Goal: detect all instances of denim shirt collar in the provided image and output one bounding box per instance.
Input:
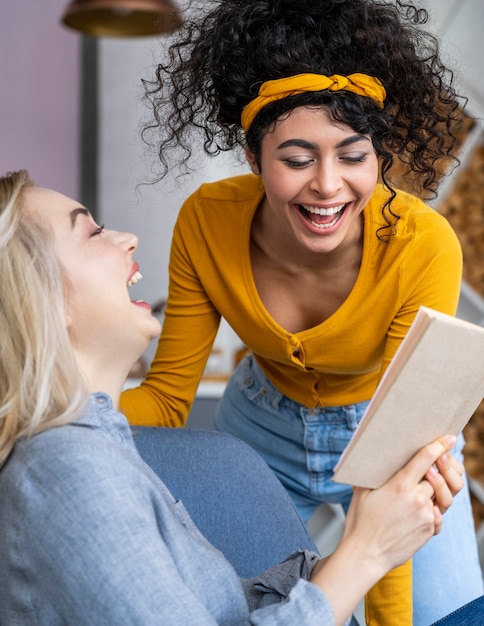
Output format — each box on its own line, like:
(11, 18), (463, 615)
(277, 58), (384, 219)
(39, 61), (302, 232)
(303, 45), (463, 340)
(73, 392), (136, 452)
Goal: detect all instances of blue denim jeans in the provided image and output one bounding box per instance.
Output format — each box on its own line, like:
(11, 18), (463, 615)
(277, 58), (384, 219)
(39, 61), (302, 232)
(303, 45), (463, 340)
(431, 595), (484, 625)
(214, 354), (484, 626)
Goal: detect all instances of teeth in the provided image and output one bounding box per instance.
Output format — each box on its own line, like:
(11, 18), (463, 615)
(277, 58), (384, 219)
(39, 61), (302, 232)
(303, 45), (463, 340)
(310, 215), (340, 229)
(128, 270), (142, 287)
(301, 203), (346, 216)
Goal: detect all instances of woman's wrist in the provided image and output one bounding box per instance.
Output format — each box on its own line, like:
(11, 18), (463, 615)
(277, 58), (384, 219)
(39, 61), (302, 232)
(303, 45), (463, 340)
(309, 537), (386, 625)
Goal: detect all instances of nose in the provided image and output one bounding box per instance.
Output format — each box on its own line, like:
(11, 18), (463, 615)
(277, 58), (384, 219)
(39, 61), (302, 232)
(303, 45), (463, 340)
(308, 161), (343, 198)
(112, 229), (138, 253)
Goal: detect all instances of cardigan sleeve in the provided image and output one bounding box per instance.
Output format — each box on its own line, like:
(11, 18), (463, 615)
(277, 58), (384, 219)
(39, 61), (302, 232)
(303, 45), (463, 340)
(120, 190), (221, 427)
(379, 207), (463, 378)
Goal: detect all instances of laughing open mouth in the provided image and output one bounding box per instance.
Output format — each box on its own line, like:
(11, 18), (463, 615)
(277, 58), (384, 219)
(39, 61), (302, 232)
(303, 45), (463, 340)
(298, 203), (347, 229)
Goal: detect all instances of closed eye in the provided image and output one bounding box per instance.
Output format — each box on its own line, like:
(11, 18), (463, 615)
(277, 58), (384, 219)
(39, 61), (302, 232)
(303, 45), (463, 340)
(283, 158), (314, 168)
(91, 224), (105, 236)
(340, 154), (369, 163)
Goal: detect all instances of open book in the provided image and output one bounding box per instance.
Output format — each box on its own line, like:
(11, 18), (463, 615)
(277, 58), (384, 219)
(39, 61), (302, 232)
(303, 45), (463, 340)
(333, 306), (484, 489)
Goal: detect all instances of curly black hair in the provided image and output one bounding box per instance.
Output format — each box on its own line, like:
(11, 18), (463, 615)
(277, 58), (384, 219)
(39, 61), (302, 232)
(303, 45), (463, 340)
(142, 0), (464, 231)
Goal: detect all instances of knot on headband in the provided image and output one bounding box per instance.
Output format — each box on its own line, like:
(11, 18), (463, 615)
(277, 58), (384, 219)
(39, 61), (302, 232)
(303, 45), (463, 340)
(241, 73), (386, 133)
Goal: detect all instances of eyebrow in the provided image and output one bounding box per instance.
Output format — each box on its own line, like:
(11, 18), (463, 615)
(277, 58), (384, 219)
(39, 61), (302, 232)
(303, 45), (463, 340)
(69, 207), (90, 228)
(277, 135), (370, 150)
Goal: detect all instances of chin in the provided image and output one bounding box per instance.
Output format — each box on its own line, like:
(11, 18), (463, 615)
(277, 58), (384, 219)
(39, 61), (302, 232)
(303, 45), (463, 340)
(148, 319), (162, 340)
(134, 317), (161, 344)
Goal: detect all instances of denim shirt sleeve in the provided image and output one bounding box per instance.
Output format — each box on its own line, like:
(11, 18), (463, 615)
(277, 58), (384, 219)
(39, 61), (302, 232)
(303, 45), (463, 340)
(242, 551), (355, 626)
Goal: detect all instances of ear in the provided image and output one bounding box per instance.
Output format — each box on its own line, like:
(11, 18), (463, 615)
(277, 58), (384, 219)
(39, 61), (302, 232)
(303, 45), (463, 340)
(245, 146), (260, 175)
(64, 313), (73, 329)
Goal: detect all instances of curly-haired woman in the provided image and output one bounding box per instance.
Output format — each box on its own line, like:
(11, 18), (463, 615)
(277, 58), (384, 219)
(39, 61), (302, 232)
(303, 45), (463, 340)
(120, 2), (484, 623)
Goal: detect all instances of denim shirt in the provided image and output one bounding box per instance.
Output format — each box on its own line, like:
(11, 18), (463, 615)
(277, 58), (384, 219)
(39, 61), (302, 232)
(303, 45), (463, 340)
(0, 393), (346, 625)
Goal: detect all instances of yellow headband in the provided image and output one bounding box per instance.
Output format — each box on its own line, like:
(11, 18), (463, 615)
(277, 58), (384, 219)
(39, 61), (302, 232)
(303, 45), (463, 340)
(241, 72), (386, 133)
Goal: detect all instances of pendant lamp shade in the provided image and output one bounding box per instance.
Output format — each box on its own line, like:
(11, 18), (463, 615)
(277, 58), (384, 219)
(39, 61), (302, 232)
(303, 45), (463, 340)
(61, 0), (183, 37)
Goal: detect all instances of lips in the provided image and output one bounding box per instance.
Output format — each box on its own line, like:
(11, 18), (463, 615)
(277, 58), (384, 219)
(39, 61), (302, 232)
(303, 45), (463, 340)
(128, 262), (142, 287)
(131, 300), (151, 310)
(127, 262), (152, 310)
(298, 203), (347, 228)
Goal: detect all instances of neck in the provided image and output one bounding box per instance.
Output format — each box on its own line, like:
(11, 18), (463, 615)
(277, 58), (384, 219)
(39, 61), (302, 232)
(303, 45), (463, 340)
(74, 350), (135, 410)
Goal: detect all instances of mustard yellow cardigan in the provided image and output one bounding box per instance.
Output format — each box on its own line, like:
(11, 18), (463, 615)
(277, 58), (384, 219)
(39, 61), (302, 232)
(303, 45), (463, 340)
(121, 173), (462, 426)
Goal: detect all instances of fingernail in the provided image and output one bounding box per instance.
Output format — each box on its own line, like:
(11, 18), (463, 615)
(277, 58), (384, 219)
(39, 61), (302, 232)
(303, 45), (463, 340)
(445, 435), (457, 447)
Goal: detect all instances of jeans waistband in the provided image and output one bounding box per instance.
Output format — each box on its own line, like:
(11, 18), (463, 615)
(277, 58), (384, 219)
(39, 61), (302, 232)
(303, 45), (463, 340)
(242, 354), (364, 430)
(242, 353), (284, 410)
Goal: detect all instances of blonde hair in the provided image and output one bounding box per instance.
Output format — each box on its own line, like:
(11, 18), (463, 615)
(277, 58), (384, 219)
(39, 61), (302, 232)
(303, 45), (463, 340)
(0, 170), (86, 467)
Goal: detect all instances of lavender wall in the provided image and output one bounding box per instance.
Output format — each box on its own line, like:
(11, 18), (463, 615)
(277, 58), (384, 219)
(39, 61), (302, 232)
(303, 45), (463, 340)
(0, 0), (80, 197)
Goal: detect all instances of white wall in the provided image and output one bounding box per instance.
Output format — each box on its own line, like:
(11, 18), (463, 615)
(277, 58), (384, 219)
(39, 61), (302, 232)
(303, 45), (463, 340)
(98, 37), (249, 369)
(421, 0), (484, 118)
